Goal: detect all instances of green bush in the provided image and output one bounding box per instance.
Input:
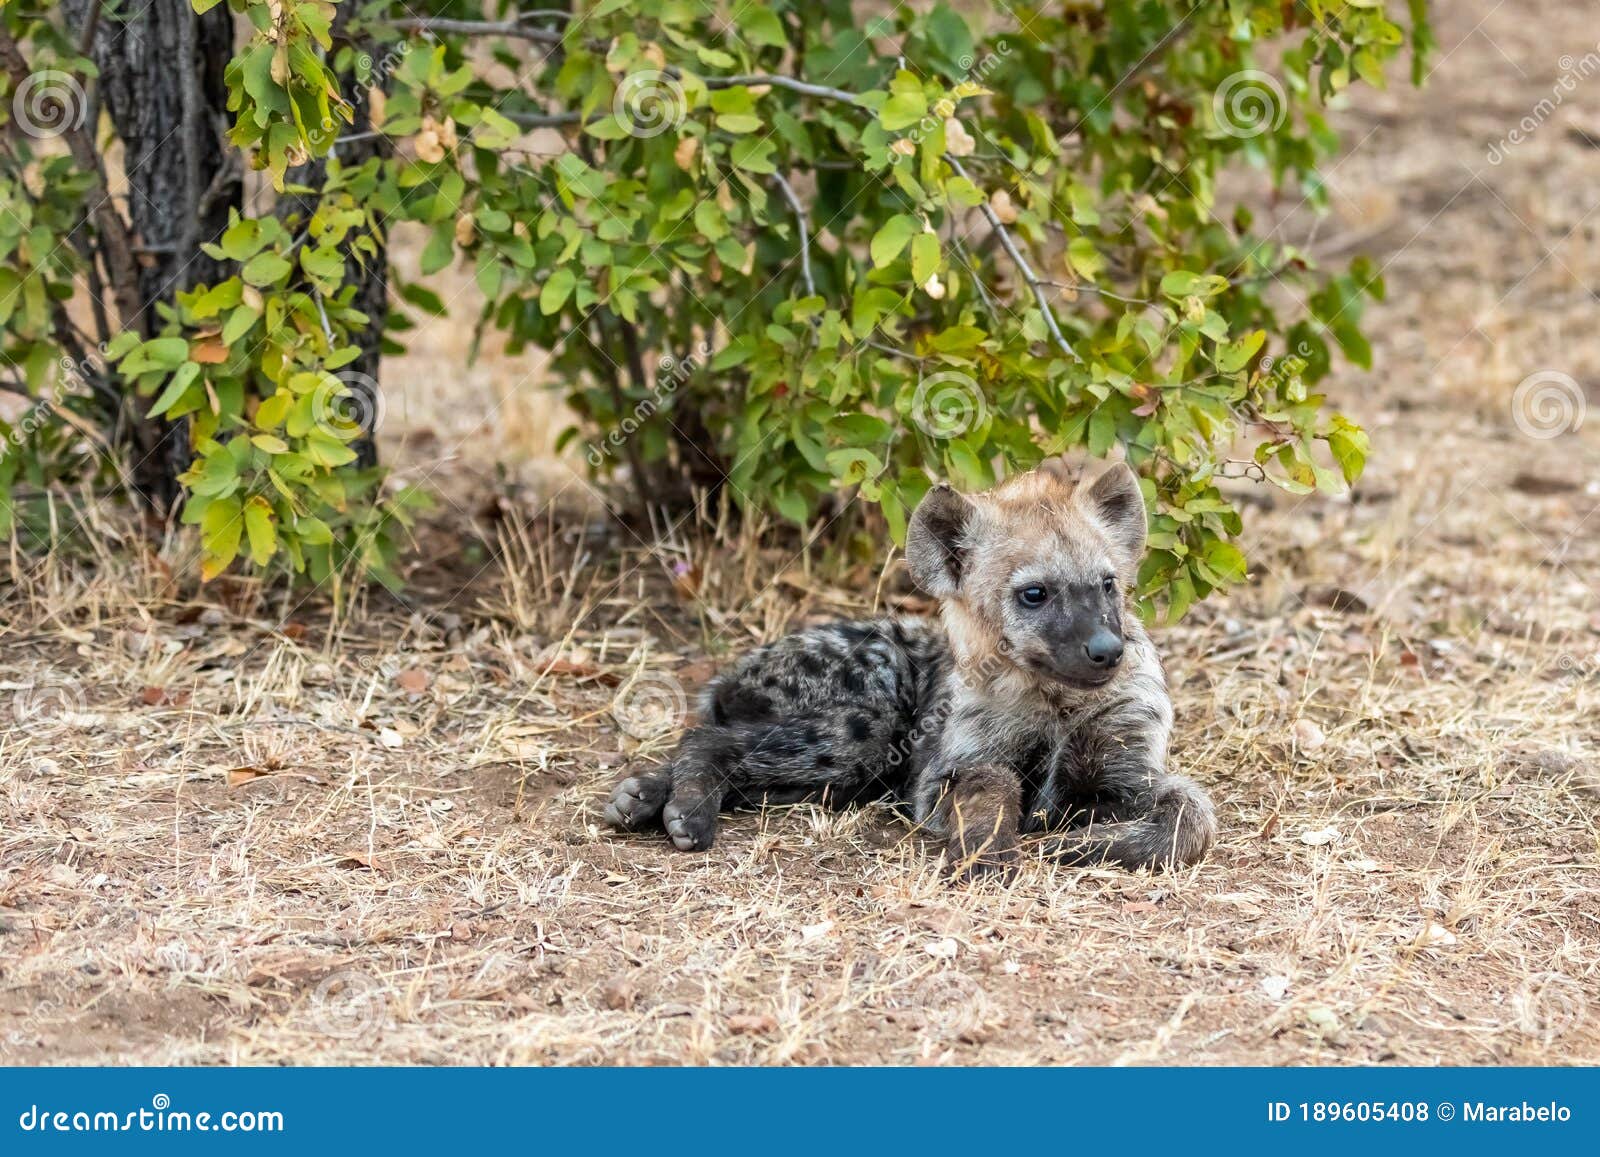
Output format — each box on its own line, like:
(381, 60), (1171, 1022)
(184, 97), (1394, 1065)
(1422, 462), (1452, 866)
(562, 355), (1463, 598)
(0, 0), (1432, 616)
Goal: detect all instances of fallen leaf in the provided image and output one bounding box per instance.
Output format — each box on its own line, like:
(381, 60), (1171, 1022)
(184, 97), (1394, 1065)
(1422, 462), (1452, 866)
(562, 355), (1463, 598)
(227, 766), (269, 787)
(1292, 718), (1327, 750)
(1302, 585), (1370, 614)
(800, 919), (835, 943)
(377, 727), (404, 749)
(1260, 975), (1291, 1000)
(944, 117), (976, 156)
(727, 1013), (778, 1035)
(395, 667), (430, 694)
(1419, 921), (1457, 947)
(1298, 826), (1340, 846)
(1509, 471), (1577, 495)
(924, 936), (960, 959)
(601, 978), (637, 1011)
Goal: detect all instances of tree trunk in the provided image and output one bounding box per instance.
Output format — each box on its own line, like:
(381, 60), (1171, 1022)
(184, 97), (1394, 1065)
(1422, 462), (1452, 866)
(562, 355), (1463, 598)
(75, 0), (239, 514)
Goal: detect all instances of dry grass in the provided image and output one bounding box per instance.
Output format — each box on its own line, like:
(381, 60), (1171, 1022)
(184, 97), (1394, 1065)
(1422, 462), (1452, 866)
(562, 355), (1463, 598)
(2, 0), (1598, 1066)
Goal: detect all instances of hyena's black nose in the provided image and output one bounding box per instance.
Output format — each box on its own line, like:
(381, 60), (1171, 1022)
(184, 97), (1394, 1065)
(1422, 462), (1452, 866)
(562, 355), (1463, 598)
(1084, 631), (1125, 669)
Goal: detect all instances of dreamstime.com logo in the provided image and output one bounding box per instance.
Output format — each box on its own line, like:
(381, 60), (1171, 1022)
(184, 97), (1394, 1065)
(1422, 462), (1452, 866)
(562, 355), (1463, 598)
(1511, 370), (1586, 439)
(611, 670), (689, 741)
(311, 370), (384, 442)
(11, 70), (87, 138)
(1213, 69), (1287, 139)
(1212, 675), (1291, 730)
(17, 1093), (284, 1134)
(910, 371), (988, 440)
(1513, 972), (1589, 1046)
(914, 970), (990, 1041)
(10, 677), (88, 737)
(614, 70), (686, 138)
(306, 969), (387, 1043)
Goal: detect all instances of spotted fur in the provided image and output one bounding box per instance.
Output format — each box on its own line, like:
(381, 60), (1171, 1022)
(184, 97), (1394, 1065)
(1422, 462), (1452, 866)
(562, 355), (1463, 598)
(604, 459), (1216, 876)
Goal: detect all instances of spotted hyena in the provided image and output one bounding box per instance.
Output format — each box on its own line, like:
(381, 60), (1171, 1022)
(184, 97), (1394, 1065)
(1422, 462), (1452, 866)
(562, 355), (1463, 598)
(604, 459), (1216, 878)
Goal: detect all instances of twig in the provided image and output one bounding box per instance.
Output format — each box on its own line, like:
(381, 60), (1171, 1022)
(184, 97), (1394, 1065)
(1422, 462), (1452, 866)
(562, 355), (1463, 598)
(943, 154), (1080, 363)
(1064, 17), (1198, 138)
(708, 74), (865, 104)
(378, 14), (566, 45)
(0, 27), (142, 332)
(769, 172), (815, 296)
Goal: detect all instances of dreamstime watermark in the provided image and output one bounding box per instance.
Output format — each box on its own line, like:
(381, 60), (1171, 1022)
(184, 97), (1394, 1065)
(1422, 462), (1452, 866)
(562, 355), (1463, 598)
(897, 42), (1012, 149)
(586, 341), (710, 467)
(910, 370), (988, 439)
(305, 969), (386, 1043)
(611, 670), (689, 740)
(1513, 972), (1589, 1045)
(1487, 43), (1600, 164)
(302, 41), (413, 154)
(1212, 675), (1291, 730)
(311, 369), (384, 442)
(1213, 69), (1287, 139)
(10, 70), (87, 138)
(17, 1093), (284, 1134)
(9, 676), (88, 737)
(1510, 370), (1585, 439)
(614, 70), (686, 138)
(913, 970), (990, 1041)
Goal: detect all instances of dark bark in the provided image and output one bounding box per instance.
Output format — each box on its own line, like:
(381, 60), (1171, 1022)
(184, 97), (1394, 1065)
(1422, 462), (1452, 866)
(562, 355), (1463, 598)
(72, 0), (239, 514)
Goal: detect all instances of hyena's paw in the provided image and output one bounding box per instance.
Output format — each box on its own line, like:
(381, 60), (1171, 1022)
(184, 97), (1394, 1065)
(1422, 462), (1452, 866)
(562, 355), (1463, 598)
(662, 786), (720, 852)
(943, 840), (1019, 885)
(939, 763), (1022, 885)
(603, 772), (671, 831)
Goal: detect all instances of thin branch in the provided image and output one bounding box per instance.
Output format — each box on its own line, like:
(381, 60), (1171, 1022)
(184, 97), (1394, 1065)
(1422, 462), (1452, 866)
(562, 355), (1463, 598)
(378, 14), (566, 45)
(708, 74), (865, 104)
(0, 26), (142, 333)
(948, 232), (998, 320)
(769, 172), (815, 296)
(1063, 18), (1198, 138)
(944, 154), (1080, 363)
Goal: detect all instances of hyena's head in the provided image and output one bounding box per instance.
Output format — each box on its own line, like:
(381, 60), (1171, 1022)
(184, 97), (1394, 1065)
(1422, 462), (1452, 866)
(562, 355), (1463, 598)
(906, 458), (1147, 690)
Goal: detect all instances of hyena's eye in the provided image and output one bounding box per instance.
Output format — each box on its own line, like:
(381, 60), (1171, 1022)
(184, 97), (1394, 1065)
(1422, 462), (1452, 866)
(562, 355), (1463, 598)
(1016, 584), (1049, 608)
(1101, 575), (1118, 594)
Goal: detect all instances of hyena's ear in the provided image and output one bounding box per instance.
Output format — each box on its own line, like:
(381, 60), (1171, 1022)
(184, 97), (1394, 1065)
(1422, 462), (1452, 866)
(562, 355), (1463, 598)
(1081, 463), (1147, 570)
(907, 484), (975, 597)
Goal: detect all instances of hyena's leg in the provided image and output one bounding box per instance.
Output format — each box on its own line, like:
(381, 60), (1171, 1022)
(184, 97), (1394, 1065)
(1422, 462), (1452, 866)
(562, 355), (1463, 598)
(1040, 773), (1215, 870)
(928, 764), (1023, 883)
(603, 768), (672, 831)
(662, 710), (892, 852)
(658, 726), (742, 852)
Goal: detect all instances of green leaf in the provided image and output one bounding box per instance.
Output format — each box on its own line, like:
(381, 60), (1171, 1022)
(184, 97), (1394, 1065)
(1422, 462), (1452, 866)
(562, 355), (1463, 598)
(144, 338), (191, 369)
(243, 497), (277, 566)
(200, 495), (243, 581)
(870, 215), (918, 268)
(241, 251), (292, 287)
(147, 362), (201, 417)
(1160, 270), (1230, 299)
(911, 232), (940, 285)
(222, 305), (260, 346)
(1217, 330), (1266, 373)
(540, 268), (576, 315)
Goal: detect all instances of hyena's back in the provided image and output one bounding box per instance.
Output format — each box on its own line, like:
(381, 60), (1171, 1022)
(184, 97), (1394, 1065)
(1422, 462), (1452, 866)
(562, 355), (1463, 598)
(605, 619), (946, 848)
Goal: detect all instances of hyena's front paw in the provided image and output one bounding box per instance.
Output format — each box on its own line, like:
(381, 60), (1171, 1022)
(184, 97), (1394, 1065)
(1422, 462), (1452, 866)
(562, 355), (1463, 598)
(662, 785), (720, 852)
(939, 763), (1022, 885)
(603, 772), (671, 831)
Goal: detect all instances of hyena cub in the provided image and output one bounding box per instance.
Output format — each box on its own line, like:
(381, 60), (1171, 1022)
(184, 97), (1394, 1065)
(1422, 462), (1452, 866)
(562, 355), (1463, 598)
(604, 459), (1216, 877)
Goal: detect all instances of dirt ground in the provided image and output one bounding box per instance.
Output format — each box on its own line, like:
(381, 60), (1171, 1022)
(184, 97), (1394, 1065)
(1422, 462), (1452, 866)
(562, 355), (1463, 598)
(3, 0), (1598, 1065)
